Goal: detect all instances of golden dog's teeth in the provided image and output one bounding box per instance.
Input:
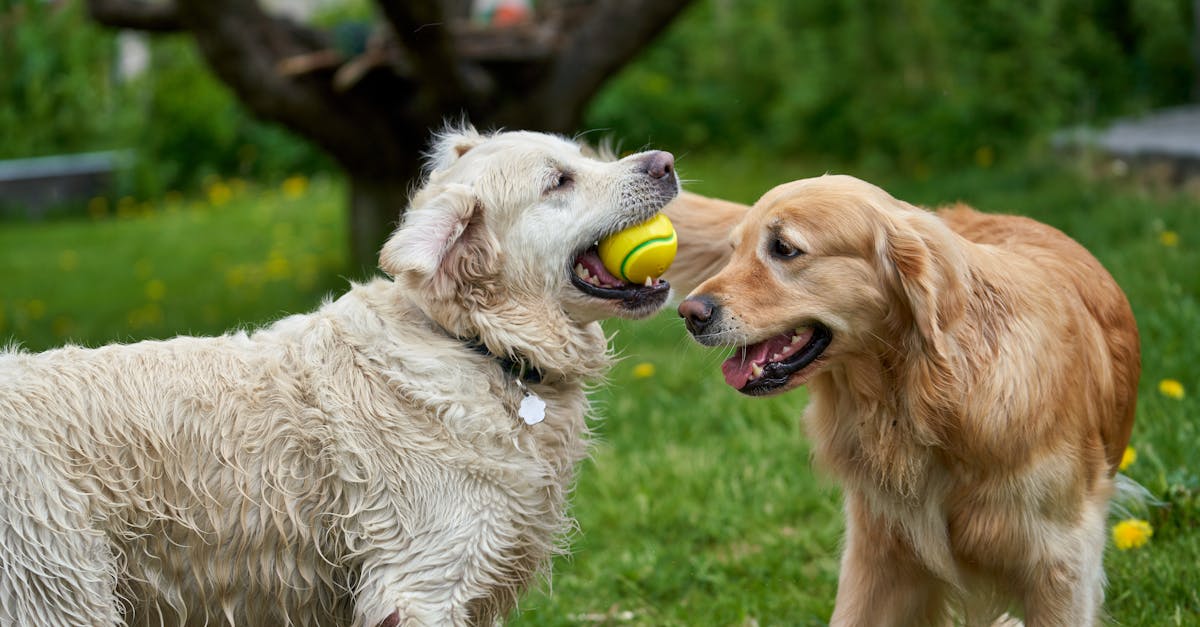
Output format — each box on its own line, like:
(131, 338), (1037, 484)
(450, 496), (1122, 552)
(751, 363), (764, 378)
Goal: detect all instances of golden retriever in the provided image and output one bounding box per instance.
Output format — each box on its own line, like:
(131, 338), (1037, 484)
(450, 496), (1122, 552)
(678, 175), (1139, 626)
(0, 127), (684, 626)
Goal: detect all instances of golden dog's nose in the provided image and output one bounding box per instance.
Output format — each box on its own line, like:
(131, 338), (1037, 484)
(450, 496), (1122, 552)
(678, 295), (716, 336)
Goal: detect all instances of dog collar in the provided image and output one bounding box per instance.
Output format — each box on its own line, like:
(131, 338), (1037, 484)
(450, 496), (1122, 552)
(464, 339), (544, 385)
(464, 339), (547, 425)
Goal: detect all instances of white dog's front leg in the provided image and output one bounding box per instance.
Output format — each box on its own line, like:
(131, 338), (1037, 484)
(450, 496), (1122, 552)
(349, 474), (534, 627)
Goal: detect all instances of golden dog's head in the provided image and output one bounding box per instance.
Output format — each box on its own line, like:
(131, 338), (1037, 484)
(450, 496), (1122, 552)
(680, 175), (966, 396)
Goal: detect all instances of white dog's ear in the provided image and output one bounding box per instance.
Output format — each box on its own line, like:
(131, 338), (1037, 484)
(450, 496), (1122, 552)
(427, 125), (486, 172)
(380, 184), (480, 286)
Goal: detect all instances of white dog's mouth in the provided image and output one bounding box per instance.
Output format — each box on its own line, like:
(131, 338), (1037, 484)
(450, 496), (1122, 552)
(569, 245), (671, 310)
(722, 323), (833, 395)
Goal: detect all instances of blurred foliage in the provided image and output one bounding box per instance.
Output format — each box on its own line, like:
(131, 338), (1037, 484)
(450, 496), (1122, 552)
(0, 0), (327, 200)
(119, 38), (330, 196)
(588, 0), (1196, 171)
(2, 0), (1197, 198)
(0, 0), (132, 158)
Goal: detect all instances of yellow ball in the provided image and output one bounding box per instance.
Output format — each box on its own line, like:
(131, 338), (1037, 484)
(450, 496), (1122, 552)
(598, 213), (677, 284)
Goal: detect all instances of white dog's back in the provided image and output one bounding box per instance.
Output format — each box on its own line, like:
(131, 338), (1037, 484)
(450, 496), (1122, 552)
(0, 280), (589, 625)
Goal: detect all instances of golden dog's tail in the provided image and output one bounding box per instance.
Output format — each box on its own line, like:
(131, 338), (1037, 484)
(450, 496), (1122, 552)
(1110, 473), (1161, 520)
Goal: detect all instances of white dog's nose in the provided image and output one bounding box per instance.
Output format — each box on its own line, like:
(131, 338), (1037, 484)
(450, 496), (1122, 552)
(641, 151), (675, 180)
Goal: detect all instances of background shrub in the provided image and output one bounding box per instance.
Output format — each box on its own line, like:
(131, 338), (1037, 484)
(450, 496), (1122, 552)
(587, 0), (1196, 171)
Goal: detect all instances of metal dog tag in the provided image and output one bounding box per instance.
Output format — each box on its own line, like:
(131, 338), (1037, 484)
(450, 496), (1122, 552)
(518, 392), (546, 425)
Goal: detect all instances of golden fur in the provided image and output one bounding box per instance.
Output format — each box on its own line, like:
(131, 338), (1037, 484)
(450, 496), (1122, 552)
(0, 127), (683, 626)
(681, 175), (1139, 625)
(661, 191), (751, 296)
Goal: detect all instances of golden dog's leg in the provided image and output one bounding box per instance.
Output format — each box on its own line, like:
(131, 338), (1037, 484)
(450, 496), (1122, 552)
(830, 492), (951, 627)
(1020, 499), (1107, 627)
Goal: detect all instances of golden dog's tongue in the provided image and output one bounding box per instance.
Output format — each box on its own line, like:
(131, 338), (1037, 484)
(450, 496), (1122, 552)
(720, 328), (814, 389)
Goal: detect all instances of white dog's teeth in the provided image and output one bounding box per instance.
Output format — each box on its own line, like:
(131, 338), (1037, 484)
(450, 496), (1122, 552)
(644, 275), (653, 287)
(790, 335), (802, 345)
(771, 353), (781, 361)
(751, 363), (764, 378)
(574, 263), (586, 277)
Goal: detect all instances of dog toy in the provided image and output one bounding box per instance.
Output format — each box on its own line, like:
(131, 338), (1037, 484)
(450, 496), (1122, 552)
(598, 213), (677, 284)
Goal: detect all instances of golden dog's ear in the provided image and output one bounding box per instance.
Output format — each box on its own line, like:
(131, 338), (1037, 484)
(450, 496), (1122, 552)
(380, 184), (483, 290)
(880, 211), (967, 356)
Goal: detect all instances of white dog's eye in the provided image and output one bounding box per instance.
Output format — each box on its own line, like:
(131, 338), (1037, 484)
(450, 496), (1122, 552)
(770, 236), (803, 260)
(546, 169), (574, 193)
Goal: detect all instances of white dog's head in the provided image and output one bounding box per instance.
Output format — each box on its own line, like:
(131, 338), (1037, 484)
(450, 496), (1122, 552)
(379, 126), (680, 376)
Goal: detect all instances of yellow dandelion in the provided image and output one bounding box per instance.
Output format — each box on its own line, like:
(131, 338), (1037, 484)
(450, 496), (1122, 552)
(1160, 230), (1179, 247)
(974, 145), (995, 168)
(134, 258), (154, 280)
(1119, 446), (1137, 471)
(26, 299), (46, 321)
(281, 175), (309, 199)
(225, 266), (248, 288)
(265, 253), (291, 280)
(87, 197), (109, 219)
(207, 181), (233, 206)
(58, 250), (78, 272)
(117, 196), (138, 219)
(127, 303), (164, 330)
(632, 362), (656, 379)
(144, 279), (166, 301)
(1112, 519), (1153, 550)
(52, 315), (74, 338)
(1159, 379), (1185, 400)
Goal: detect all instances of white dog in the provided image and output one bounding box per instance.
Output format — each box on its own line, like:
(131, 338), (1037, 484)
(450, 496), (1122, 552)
(0, 127), (679, 626)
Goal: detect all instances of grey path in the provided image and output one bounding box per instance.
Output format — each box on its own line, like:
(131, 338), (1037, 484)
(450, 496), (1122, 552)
(1057, 105), (1200, 161)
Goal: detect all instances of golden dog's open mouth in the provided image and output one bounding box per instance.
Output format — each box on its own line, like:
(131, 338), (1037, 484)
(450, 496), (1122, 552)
(722, 323), (833, 395)
(570, 245), (670, 309)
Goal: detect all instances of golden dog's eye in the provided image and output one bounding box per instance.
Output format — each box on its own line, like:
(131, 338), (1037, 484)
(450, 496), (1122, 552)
(770, 237), (803, 259)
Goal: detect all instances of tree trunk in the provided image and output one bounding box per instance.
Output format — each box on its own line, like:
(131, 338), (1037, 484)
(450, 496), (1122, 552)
(85, 0), (697, 269)
(347, 172), (416, 275)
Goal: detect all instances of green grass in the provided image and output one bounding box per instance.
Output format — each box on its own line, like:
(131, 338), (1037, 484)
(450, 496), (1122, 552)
(2, 156), (1198, 625)
(0, 175), (352, 350)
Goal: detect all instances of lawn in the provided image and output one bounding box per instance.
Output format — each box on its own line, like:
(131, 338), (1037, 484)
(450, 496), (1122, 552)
(1, 155), (1197, 625)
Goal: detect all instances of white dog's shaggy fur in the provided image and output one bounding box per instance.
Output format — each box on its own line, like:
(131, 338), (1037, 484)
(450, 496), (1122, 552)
(0, 127), (679, 626)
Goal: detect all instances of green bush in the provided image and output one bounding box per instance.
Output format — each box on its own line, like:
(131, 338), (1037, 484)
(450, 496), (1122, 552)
(588, 0), (1196, 171)
(119, 38), (330, 197)
(0, 0), (133, 159)
(0, 1), (328, 201)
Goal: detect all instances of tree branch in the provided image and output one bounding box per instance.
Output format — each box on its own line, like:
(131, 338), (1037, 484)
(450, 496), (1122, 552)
(170, 0), (425, 178)
(86, 0), (183, 32)
(521, 0), (696, 131)
(375, 0), (476, 109)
